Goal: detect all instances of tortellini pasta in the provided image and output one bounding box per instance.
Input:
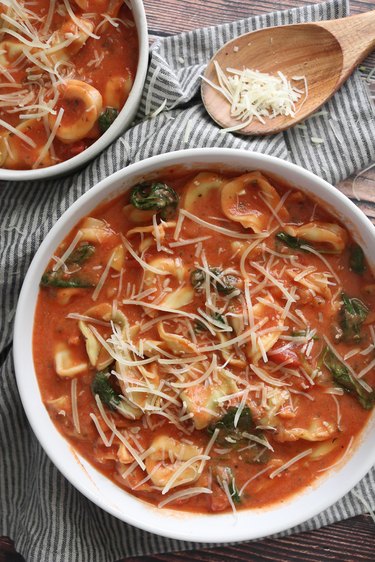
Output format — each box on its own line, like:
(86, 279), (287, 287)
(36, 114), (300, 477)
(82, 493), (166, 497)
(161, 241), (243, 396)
(79, 217), (115, 243)
(142, 256), (194, 311)
(3, 120), (54, 170)
(127, 222), (176, 253)
(157, 322), (198, 355)
(144, 257), (185, 286)
(259, 387), (293, 427)
(221, 171), (289, 232)
(54, 343), (88, 378)
(103, 75), (133, 110)
(275, 418), (337, 443)
(160, 286), (195, 310)
(79, 303), (126, 370)
(110, 244), (126, 272)
(145, 436), (202, 489)
(49, 80), (103, 143)
(0, 40), (24, 68)
(181, 369), (238, 430)
(286, 268), (332, 299)
(284, 222), (348, 253)
(183, 172), (225, 211)
(246, 298), (284, 364)
(48, 18), (94, 62)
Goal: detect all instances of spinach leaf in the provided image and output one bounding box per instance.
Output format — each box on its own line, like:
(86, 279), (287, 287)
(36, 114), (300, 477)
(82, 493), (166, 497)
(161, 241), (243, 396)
(212, 312), (226, 324)
(339, 293), (368, 342)
(223, 467), (241, 503)
(276, 231), (337, 254)
(66, 243), (95, 265)
(209, 406), (271, 463)
(349, 244), (366, 274)
(276, 231), (306, 250)
(190, 268), (207, 290)
(40, 271), (94, 288)
(208, 406), (253, 444)
(98, 107), (119, 133)
(92, 370), (120, 409)
(190, 267), (222, 290)
(193, 320), (206, 334)
(190, 267), (239, 294)
(130, 182), (179, 220)
(291, 330), (319, 341)
(193, 312), (226, 333)
(216, 274), (239, 295)
(323, 347), (374, 409)
(92, 370), (143, 419)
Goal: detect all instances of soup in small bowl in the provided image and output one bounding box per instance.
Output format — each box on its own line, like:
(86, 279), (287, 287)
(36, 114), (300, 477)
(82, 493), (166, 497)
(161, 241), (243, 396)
(14, 149), (375, 542)
(0, 0), (148, 181)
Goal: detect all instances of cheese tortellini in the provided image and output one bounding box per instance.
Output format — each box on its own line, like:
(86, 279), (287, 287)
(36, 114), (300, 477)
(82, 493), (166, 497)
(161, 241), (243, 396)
(284, 222), (348, 253)
(145, 436), (203, 489)
(221, 171), (289, 232)
(49, 80), (103, 143)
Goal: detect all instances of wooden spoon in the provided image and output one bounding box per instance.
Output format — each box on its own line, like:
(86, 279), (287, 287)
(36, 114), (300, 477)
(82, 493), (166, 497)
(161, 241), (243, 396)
(201, 11), (375, 135)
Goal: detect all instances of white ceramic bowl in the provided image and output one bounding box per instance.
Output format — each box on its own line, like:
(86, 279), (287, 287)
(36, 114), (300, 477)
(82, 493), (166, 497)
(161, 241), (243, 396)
(0, 0), (148, 182)
(14, 149), (375, 542)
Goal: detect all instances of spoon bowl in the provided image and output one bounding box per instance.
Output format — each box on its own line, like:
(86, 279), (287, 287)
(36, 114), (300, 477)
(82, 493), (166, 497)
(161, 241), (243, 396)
(201, 11), (375, 135)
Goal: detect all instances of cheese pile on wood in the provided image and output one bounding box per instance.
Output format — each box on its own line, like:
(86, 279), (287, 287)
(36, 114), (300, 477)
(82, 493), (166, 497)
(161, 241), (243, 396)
(203, 61), (307, 131)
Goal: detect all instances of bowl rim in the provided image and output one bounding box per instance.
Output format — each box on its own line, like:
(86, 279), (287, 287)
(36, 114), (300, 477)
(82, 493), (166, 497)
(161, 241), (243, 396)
(13, 148), (375, 542)
(0, 0), (149, 182)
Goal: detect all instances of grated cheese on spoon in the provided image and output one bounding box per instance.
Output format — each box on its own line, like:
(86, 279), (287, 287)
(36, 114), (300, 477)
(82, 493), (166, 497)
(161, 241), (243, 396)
(202, 61), (307, 131)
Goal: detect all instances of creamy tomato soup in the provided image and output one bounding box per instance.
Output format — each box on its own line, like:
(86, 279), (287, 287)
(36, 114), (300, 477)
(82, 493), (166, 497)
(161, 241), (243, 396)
(33, 170), (375, 513)
(0, 0), (138, 169)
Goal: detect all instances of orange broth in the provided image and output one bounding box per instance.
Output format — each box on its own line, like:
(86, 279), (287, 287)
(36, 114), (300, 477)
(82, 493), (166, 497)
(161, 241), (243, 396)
(33, 170), (375, 513)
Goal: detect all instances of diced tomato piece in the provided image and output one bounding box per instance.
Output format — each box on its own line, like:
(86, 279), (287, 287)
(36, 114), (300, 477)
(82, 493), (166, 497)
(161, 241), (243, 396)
(210, 483), (230, 512)
(270, 348), (301, 368)
(69, 141), (86, 156)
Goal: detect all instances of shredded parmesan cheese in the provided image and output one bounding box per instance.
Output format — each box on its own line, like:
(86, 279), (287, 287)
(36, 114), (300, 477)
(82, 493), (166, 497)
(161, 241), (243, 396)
(269, 448), (312, 479)
(92, 252), (114, 301)
(90, 413), (112, 446)
(158, 487), (212, 508)
(52, 230), (83, 272)
(169, 235), (211, 247)
(239, 465), (272, 496)
(202, 61), (307, 131)
(180, 209), (262, 240)
(0, 118), (36, 147)
(95, 394), (146, 470)
(71, 378), (80, 434)
(250, 364), (289, 388)
(121, 235), (169, 275)
(161, 454), (210, 495)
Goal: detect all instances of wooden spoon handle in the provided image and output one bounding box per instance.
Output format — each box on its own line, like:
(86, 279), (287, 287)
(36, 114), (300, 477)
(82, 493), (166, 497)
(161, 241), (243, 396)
(318, 11), (375, 88)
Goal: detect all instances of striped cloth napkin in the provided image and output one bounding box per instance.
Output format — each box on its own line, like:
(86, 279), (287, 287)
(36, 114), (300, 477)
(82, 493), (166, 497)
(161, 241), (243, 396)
(0, 1), (374, 561)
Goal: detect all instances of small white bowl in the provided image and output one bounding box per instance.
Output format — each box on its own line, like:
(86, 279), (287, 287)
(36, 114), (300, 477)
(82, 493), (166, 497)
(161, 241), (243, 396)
(0, 0), (148, 182)
(14, 149), (375, 542)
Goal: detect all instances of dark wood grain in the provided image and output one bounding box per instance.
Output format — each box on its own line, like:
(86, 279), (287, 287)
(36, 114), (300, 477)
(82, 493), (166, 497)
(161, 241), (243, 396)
(146, 0), (375, 41)
(0, 538), (25, 562)
(122, 514), (375, 562)
(1, 0), (375, 561)
(146, 0), (375, 67)
(1, 515), (374, 562)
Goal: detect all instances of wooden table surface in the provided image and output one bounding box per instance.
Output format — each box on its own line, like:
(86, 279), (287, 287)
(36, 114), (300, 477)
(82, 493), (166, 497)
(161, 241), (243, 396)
(1, 0), (375, 561)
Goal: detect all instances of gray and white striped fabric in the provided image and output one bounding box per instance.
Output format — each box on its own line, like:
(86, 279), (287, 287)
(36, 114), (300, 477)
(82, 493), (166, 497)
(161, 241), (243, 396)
(1, 1), (374, 561)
